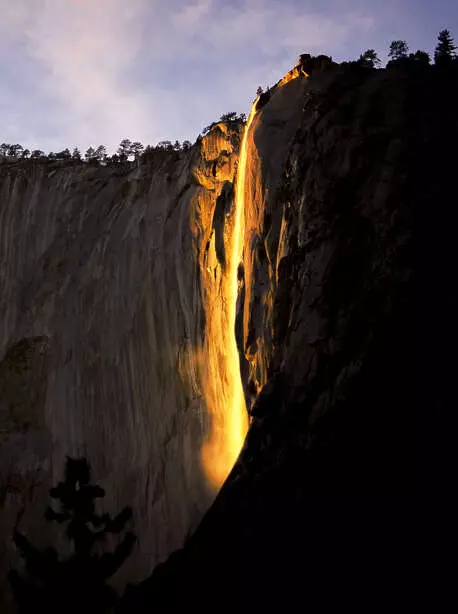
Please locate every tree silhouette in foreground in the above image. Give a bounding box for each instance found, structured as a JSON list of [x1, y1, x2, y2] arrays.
[[8, 456, 136, 614]]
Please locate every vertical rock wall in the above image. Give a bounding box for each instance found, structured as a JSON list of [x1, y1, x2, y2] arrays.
[[0, 124, 241, 608], [241, 75, 312, 399], [120, 59, 418, 613]]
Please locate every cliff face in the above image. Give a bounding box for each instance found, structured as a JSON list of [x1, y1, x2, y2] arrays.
[[122, 59, 438, 611], [0, 123, 243, 606], [221, 59, 421, 501], [241, 63, 414, 429], [1, 54, 433, 611]]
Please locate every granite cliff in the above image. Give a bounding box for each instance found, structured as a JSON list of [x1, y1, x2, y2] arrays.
[[120, 56, 456, 611], [0, 113, 244, 608], [0, 53, 440, 611]]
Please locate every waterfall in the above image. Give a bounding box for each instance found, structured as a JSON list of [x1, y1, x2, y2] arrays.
[[200, 99, 259, 489]]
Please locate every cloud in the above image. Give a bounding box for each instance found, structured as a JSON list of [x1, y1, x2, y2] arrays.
[[0, 0, 152, 151], [0, 0, 375, 152], [141, 0, 375, 140], [169, 0, 374, 59]]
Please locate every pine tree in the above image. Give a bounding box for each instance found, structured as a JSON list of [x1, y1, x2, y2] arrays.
[[8, 456, 136, 614], [130, 141, 144, 159], [94, 145, 107, 163], [85, 146, 96, 163], [434, 29, 457, 64], [117, 139, 132, 162], [388, 40, 409, 61]]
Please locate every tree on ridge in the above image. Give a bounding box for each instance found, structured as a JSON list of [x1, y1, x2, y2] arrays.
[[117, 139, 132, 162], [434, 29, 457, 63], [388, 40, 409, 61], [358, 49, 381, 68]]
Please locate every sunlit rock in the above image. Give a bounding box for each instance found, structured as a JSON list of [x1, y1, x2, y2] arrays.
[[0, 121, 244, 603]]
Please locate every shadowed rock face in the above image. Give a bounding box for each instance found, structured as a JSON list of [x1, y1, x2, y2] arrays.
[[235, 65, 416, 500], [118, 59, 454, 612], [2, 54, 449, 611], [0, 125, 243, 607]]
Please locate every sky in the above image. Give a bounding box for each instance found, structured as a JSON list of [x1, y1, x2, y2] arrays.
[[0, 0, 457, 154]]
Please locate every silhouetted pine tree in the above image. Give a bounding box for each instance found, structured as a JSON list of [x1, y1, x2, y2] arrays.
[[8, 457, 136, 614], [434, 29, 457, 64], [388, 40, 409, 61]]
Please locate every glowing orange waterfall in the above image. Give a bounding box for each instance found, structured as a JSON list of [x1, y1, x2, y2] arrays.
[[200, 100, 259, 490]]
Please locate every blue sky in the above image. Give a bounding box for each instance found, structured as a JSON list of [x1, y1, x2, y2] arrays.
[[0, 0, 457, 154]]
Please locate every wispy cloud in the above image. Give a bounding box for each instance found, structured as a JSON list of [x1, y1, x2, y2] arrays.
[[0, 0, 377, 152], [0, 0, 151, 151], [170, 0, 374, 59]]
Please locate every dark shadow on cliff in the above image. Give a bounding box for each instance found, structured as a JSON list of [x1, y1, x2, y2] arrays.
[[8, 457, 136, 614], [117, 55, 456, 613]]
